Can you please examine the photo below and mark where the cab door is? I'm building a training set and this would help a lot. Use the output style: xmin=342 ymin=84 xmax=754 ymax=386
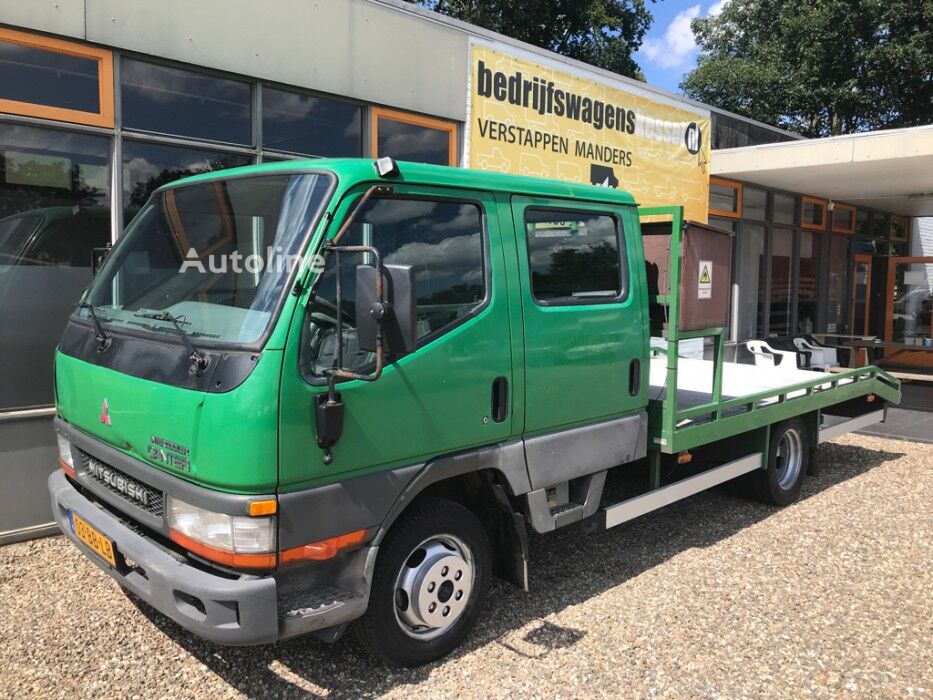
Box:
xmin=278 ymin=185 xmax=514 ymax=491
xmin=509 ymin=197 xmax=647 ymax=437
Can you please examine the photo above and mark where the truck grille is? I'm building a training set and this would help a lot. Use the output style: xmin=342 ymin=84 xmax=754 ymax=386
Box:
xmin=77 ymin=449 xmax=165 ymax=519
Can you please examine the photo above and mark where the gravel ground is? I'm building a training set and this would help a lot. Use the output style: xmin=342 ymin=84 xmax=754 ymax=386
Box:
xmin=1 ymin=433 xmax=930 ymax=699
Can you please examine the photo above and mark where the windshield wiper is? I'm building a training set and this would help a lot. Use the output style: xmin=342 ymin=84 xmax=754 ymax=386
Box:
xmin=77 ymin=301 xmax=112 ymax=352
xmin=134 ymin=311 xmax=209 ymax=376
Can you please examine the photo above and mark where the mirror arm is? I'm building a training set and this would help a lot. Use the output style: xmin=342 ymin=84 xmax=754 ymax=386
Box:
xmin=330 ymin=184 xmax=393 ymax=246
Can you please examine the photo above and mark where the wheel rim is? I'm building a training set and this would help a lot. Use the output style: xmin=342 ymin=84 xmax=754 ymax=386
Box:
xmin=393 ymin=534 xmax=474 ymax=640
xmin=775 ymin=427 xmax=803 ymax=490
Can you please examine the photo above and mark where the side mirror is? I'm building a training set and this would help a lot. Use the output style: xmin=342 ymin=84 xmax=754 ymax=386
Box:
xmin=91 ymin=245 xmax=111 ymax=275
xmin=356 ymin=264 xmax=417 ymax=357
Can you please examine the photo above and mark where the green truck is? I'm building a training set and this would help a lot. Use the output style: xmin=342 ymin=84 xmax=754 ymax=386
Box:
xmin=49 ymin=158 xmax=900 ymax=666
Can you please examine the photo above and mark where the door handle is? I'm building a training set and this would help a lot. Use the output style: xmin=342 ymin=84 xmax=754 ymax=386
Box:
xmin=491 ymin=376 xmax=508 ymax=423
xmin=629 ymin=359 xmax=640 ymax=396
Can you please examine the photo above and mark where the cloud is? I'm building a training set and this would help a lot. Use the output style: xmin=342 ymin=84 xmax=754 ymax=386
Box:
xmin=640 ymin=0 xmax=729 ymax=70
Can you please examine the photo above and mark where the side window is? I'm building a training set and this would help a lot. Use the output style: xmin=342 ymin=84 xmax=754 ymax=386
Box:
xmin=524 ymin=208 xmax=627 ymax=305
xmin=302 ymin=196 xmax=486 ymax=378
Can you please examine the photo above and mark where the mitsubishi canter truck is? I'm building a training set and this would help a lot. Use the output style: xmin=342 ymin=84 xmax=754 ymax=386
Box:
xmin=50 ymin=158 xmax=900 ymax=666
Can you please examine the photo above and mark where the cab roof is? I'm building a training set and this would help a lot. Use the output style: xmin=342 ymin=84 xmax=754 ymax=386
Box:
xmin=161 ymin=158 xmax=639 ymax=207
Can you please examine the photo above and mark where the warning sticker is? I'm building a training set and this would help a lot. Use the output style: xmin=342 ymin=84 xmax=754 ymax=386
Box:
xmin=698 ymin=260 xmax=712 ymax=299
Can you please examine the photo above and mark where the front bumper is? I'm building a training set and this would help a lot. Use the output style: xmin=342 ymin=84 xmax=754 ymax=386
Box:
xmin=49 ymin=470 xmax=370 ymax=645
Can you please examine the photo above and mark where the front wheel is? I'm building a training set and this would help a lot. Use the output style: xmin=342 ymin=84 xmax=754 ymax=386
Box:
xmin=749 ymin=418 xmax=809 ymax=506
xmin=353 ymin=498 xmax=491 ymax=666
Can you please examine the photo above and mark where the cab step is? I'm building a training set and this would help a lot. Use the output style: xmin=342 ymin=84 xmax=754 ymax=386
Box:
xmin=278 ymin=586 xmax=361 ymax=622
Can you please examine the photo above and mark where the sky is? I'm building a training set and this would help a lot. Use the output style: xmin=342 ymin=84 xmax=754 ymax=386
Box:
xmin=635 ymin=0 xmax=729 ymax=94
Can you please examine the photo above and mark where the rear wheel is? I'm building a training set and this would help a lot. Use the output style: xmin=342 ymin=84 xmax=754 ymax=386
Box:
xmin=353 ymin=498 xmax=490 ymax=666
xmin=750 ymin=418 xmax=809 ymax=505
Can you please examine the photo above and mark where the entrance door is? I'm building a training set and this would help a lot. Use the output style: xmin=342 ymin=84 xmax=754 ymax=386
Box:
xmin=509 ymin=197 xmax=646 ymax=436
xmin=851 ymin=254 xmax=873 ymax=335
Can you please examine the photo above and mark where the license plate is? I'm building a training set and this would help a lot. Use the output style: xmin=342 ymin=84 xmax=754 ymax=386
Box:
xmin=71 ymin=511 xmax=117 ymax=567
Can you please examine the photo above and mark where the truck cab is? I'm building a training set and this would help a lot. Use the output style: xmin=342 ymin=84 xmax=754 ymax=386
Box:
xmin=50 ymin=159 xmax=651 ymax=665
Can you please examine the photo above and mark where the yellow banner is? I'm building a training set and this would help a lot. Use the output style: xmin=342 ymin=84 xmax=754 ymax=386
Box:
xmin=467 ymin=43 xmax=711 ymax=221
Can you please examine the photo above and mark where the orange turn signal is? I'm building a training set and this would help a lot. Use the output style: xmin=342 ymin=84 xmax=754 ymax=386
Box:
xmin=168 ymin=529 xmax=277 ymax=569
xmin=59 ymin=457 xmax=76 ymax=480
xmin=866 ymin=394 xmax=876 ymax=402
xmin=677 ymin=452 xmax=693 ymax=465
xmin=279 ymin=529 xmax=368 ymax=565
xmin=248 ymin=499 xmax=277 ymax=516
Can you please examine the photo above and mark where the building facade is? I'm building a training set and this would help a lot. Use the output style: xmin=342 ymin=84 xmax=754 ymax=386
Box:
xmin=0 ymin=0 xmax=927 ymax=543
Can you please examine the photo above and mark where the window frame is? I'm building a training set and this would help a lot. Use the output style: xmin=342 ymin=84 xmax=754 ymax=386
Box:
xmin=0 ymin=28 xmax=114 ymax=128
xmin=801 ymin=195 xmax=827 ymax=231
xmin=523 ymin=205 xmax=629 ymax=308
xmin=708 ymin=177 xmax=743 ymax=219
xmin=831 ymin=203 xmax=856 ymax=234
xmin=300 ymin=190 xmax=492 ymax=384
xmin=370 ymin=106 xmax=458 ymax=166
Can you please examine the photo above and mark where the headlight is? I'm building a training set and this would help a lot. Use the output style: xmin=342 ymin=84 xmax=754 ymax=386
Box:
xmin=167 ymin=496 xmax=276 ymax=568
xmin=57 ymin=434 xmax=75 ymax=471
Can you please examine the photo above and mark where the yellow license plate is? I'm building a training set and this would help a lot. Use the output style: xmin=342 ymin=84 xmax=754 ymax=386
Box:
xmin=72 ymin=512 xmax=117 ymax=567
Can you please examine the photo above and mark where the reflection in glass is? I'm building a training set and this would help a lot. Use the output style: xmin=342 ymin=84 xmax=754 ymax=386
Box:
xmin=773 ymin=193 xmax=795 ymax=225
xmin=304 ymin=197 xmax=485 ymax=376
xmin=262 ymin=87 xmax=362 ymax=157
xmin=769 ymin=227 xmax=793 ymax=336
xmin=851 ymin=256 xmax=872 ymax=336
xmin=890 ymin=259 xmax=933 ymax=345
xmin=802 ymin=199 xmax=825 ymax=228
xmin=376 ymin=117 xmax=452 ymax=165
xmin=796 ymin=230 xmax=820 ymax=333
xmin=525 ymin=210 xmax=624 ymax=303
xmin=122 ymin=140 xmax=251 ymax=212
xmin=742 ymin=187 xmax=767 ymax=220
xmin=733 ymin=223 xmax=765 ymax=341
xmin=0 ymin=123 xmax=111 ymax=409
xmin=0 ymin=41 xmax=100 ymax=113
xmin=121 ymin=58 xmax=251 ymax=144
xmin=826 ymin=235 xmax=850 ymax=334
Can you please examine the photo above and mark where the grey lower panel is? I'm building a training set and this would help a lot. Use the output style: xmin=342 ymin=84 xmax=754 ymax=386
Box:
xmin=818 ymin=409 xmax=885 ymax=443
xmin=0 ymin=414 xmax=57 ymax=540
xmin=524 ymin=412 xmax=648 ymax=491
xmin=602 ymin=452 xmax=763 ymax=529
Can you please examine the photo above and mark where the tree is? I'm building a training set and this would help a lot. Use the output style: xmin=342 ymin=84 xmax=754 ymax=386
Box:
xmin=680 ymin=0 xmax=933 ymax=136
xmin=406 ymin=0 xmax=654 ymax=80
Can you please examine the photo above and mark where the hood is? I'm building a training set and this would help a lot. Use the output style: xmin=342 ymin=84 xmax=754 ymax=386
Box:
xmin=54 ymin=349 xmax=281 ymax=493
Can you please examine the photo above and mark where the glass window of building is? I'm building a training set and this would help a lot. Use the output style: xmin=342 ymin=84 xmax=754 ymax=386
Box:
xmin=122 ymin=140 xmax=252 ymax=213
xmin=708 ymin=216 xmax=736 ymax=233
xmin=890 ymin=258 xmax=933 ymax=345
xmin=121 ymin=58 xmax=251 ymax=145
xmin=742 ymin=186 xmax=767 ymax=221
xmin=372 ymin=108 xmax=456 ymax=166
xmin=262 ymin=87 xmax=362 ymax=157
xmin=801 ymin=197 xmax=826 ymax=230
xmin=769 ymin=227 xmax=794 ymax=336
xmin=890 ymin=215 xmax=909 ymax=242
xmin=0 ymin=28 xmax=113 ymax=127
xmin=709 ymin=178 xmax=741 ymax=218
xmin=855 ymin=208 xmax=871 ymax=235
xmin=733 ymin=223 xmax=766 ymax=341
xmin=832 ymin=204 xmax=855 ymax=233
xmin=796 ymin=230 xmax=820 ymax=333
xmin=826 ymin=235 xmax=850 ymax=334
xmin=773 ymin=192 xmax=795 ymax=225
xmin=871 ymin=213 xmax=890 ymax=238
xmin=0 ymin=122 xmax=111 ymax=410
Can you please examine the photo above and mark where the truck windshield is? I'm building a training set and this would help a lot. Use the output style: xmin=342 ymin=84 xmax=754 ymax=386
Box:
xmin=82 ymin=172 xmax=331 ymax=346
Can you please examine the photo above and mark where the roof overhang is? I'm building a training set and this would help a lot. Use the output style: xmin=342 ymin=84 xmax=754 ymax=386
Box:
xmin=710 ymin=125 xmax=933 ymax=217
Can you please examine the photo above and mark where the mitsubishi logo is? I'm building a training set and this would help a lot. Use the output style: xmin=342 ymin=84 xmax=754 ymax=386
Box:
xmin=100 ymin=399 xmax=111 ymax=426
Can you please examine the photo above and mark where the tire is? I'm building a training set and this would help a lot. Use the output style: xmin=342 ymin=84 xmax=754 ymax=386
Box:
xmin=749 ymin=418 xmax=809 ymax=506
xmin=352 ymin=498 xmax=491 ymax=667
